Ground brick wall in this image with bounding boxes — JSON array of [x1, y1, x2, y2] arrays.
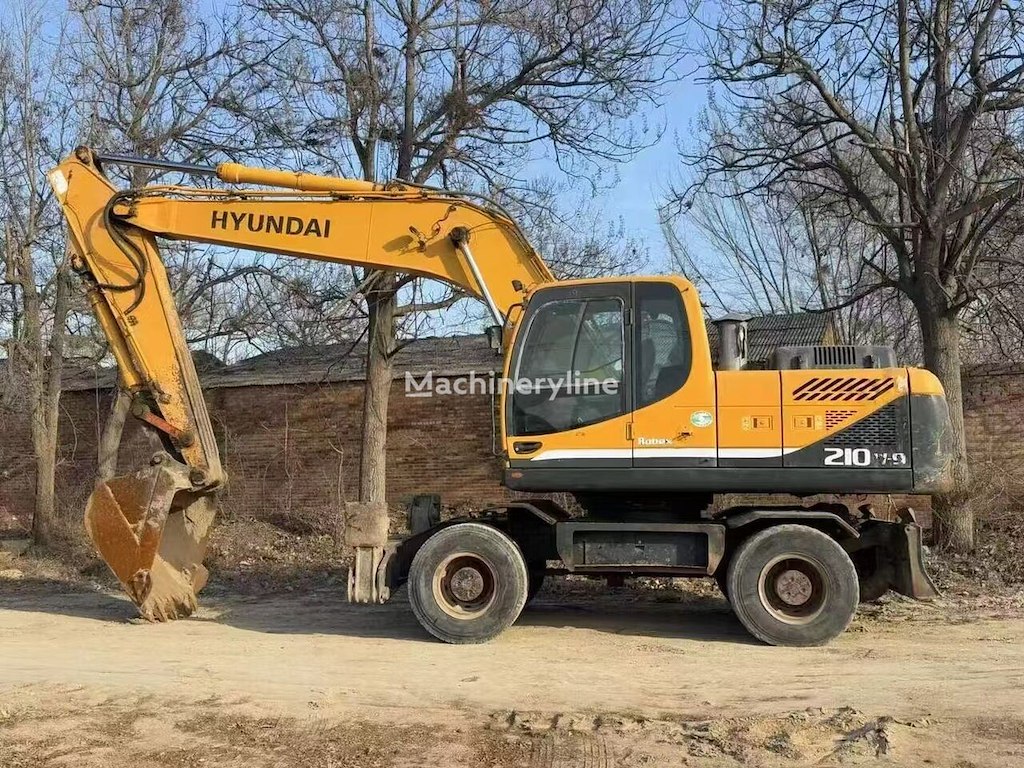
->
[[2, 364, 1023, 534], [211, 378, 506, 525], [961, 363, 1024, 488], [0, 375, 508, 535], [0, 405, 37, 533]]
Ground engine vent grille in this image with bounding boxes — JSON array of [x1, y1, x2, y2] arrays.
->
[[827, 404, 899, 447], [814, 346, 858, 367], [825, 409, 857, 429], [792, 376, 896, 402], [770, 344, 897, 370]]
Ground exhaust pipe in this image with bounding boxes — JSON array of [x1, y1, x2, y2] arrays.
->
[[712, 314, 751, 371]]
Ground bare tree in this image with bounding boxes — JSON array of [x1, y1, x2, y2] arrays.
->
[[180, 255, 364, 357], [959, 204, 1024, 362], [662, 173, 921, 359], [247, 0, 685, 504], [663, 180, 811, 315], [685, 0, 1024, 551], [0, 3, 76, 544]]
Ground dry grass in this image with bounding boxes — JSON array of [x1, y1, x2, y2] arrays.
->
[[1, 692, 976, 768], [931, 461, 1024, 589], [204, 516, 350, 595], [0, 697, 527, 768]]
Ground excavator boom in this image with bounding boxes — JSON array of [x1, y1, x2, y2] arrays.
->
[[49, 147, 552, 619]]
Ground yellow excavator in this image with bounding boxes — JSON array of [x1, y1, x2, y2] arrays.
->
[[48, 146, 949, 646]]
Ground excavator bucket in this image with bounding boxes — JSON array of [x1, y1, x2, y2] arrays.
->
[[85, 460, 216, 621]]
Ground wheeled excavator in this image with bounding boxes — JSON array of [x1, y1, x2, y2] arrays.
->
[[48, 147, 950, 646]]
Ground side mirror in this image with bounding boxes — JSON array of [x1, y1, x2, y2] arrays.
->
[[484, 324, 503, 355]]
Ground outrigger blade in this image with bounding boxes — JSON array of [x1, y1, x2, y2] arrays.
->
[[84, 460, 216, 621], [889, 509, 940, 600]]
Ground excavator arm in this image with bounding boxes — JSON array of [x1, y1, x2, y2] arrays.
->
[[48, 146, 553, 619]]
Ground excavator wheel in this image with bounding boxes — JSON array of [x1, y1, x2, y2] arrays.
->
[[408, 522, 529, 644], [714, 570, 729, 600], [726, 524, 859, 647], [525, 566, 546, 605]]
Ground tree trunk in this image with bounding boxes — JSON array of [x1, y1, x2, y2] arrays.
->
[[358, 272, 397, 503], [919, 305, 973, 552], [29, 267, 72, 545], [97, 388, 132, 481], [354, 6, 417, 506], [31, 429, 58, 544]]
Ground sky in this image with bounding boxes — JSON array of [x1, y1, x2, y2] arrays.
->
[[580, 76, 708, 270], [434, 70, 709, 334]]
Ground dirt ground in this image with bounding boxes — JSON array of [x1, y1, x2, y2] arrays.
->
[[2, 557, 1024, 768]]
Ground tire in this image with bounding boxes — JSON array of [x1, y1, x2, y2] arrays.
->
[[526, 568, 546, 605], [408, 522, 529, 644], [714, 569, 729, 599], [727, 524, 859, 647]]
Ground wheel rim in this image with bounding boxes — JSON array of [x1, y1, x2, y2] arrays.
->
[[757, 553, 829, 625], [432, 552, 497, 620]]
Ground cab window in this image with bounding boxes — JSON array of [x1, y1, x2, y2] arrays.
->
[[636, 282, 690, 408], [512, 297, 625, 435]]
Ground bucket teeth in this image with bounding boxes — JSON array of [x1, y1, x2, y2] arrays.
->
[[137, 557, 201, 620], [84, 462, 216, 621]]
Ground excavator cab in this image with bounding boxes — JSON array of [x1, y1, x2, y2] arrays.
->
[[499, 277, 951, 498]]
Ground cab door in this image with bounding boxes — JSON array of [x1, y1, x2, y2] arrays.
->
[[505, 282, 632, 469], [631, 280, 717, 467]]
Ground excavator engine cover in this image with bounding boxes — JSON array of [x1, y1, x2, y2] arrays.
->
[[85, 458, 216, 621]]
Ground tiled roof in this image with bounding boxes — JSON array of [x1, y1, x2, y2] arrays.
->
[[58, 311, 831, 391], [706, 312, 831, 366], [60, 334, 502, 391], [207, 335, 501, 387]]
